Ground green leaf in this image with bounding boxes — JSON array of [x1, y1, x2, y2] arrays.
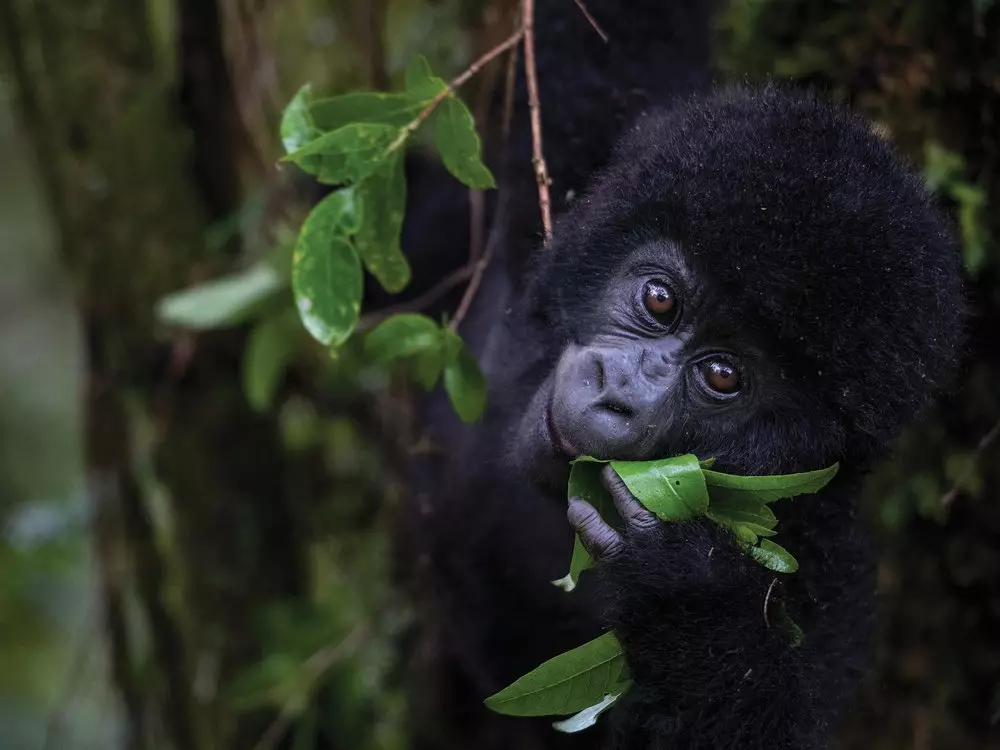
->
[[701, 463, 839, 504], [484, 632, 630, 717], [412, 346, 446, 390], [243, 311, 299, 412], [281, 84, 316, 155], [311, 92, 426, 132], [292, 193, 364, 346], [155, 263, 284, 330], [404, 55, 448, 99], [610, 454, 710, 521], [433, 96, 496, 189], [442, 330, 487, 423], [364, 313, 442, 364], [746, 539, 799, 574], [354, 150, 411, 292], [286, 123, 398, 186], [707, 490, 778, 530], [552, 690, 629, 733], [553, 460, 615, 592]]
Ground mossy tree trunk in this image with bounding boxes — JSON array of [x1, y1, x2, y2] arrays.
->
[[2, 1, 306, 748]]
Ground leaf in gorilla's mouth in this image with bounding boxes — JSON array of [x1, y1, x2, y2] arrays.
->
[[485, 454, 839, 733]]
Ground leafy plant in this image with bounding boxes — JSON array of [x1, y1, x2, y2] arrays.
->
[[155, 56, 493, 423], [487, 455, 839, 732]]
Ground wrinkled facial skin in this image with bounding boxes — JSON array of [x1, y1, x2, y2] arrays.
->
[[513, 242, 835, 482]]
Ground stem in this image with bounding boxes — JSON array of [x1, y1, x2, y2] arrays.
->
[[385, 26, 526, 155], [521, 0, 553, 242]]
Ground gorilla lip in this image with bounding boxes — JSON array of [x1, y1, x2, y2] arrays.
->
[[545, 400, 579, 458]]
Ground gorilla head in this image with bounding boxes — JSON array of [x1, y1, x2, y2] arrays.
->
[[512, 87, 964, 480]]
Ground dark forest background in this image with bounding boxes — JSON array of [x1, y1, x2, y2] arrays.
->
[[0, 1, 998, 748]]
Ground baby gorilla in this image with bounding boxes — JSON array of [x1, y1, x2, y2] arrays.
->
[[405, 87, 964, 750]]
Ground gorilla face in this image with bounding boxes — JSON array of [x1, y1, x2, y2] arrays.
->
[[514, 240, 832, 479], [509, 88, 963, 485]]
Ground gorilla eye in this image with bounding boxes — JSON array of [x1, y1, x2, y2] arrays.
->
[[699, 359, 741, 396], [642, 280, 676, 322]]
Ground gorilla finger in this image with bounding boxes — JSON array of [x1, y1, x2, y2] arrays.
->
[[567, 498, 624, 560], [600, 464, 659, 529]]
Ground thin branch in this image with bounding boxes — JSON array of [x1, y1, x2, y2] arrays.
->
[[763, 577, 779, 628], [501, 29, 520, 141], [573, 0, 609, 42], [357, 265, 474, 333], [385, 26, 526, 155], [940, 418, 1000, 507], [521, 0, 553, 242], [449, 232, 497, 332]]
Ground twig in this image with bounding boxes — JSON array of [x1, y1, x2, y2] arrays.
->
[[385, 26, 526, 155], [940, 418, 1000, 507], [573, 0, 609, 42], [521, 0, 553, 242], [357, 265, 474, 333], [449, 226, 499, 333], [763, 577, 779, 628]]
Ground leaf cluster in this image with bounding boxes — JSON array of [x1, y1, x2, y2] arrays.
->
[[487, 455, 839, 732], [155, 57, 493, 422]]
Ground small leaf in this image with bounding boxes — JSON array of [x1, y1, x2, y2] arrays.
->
[[552, 690, 629, 733], [243, 311, 299, 412], [442, 331, 486, 423], [746, 539, 799, 574], [292, 194, 364, 346], [286, 123, 398, 186], [611, 454, 710, 521], [156, 263, 284, 330], [311, 92, 426, 132], [404, 55, 448, 99], [412, 346, 446, 390], [706, 490, 778, 530], [702, 463, 839, 503], [553, 460, 615, 592], [364, 313, 442, 364], [484, 632, 629, 717], [354, 150, 411, 292], [434, 96, 496, 189], [281, 84, 316, 155]]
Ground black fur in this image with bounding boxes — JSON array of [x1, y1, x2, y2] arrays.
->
[[399, 2, 964, 749]]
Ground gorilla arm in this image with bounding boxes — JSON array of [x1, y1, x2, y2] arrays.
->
[[570, 466, 870, 750]]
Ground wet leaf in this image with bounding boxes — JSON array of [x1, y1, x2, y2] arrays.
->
[[746, 539, 799, 574], [484, 632, 630, 717], [442, 330, 486, 423], [611, 454, 710, 521], [364, 313, 441, 364], [553, 460, 614, 592], [702, 463, 839, 503], [354, 151, 410, 292], [285, 123, 398, 186], [292, 193, 364, 346], [311, 92, 426, 132], [156, 263, 284, 330], [434, 96, 496, 189]]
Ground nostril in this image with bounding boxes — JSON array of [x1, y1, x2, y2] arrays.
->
[[594, 356, 605, 391]]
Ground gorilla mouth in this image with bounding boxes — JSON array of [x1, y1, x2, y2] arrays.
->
[[545, 399, 580, 458]]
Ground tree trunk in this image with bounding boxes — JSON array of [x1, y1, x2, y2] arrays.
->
[[1, 1, 306, 748]]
